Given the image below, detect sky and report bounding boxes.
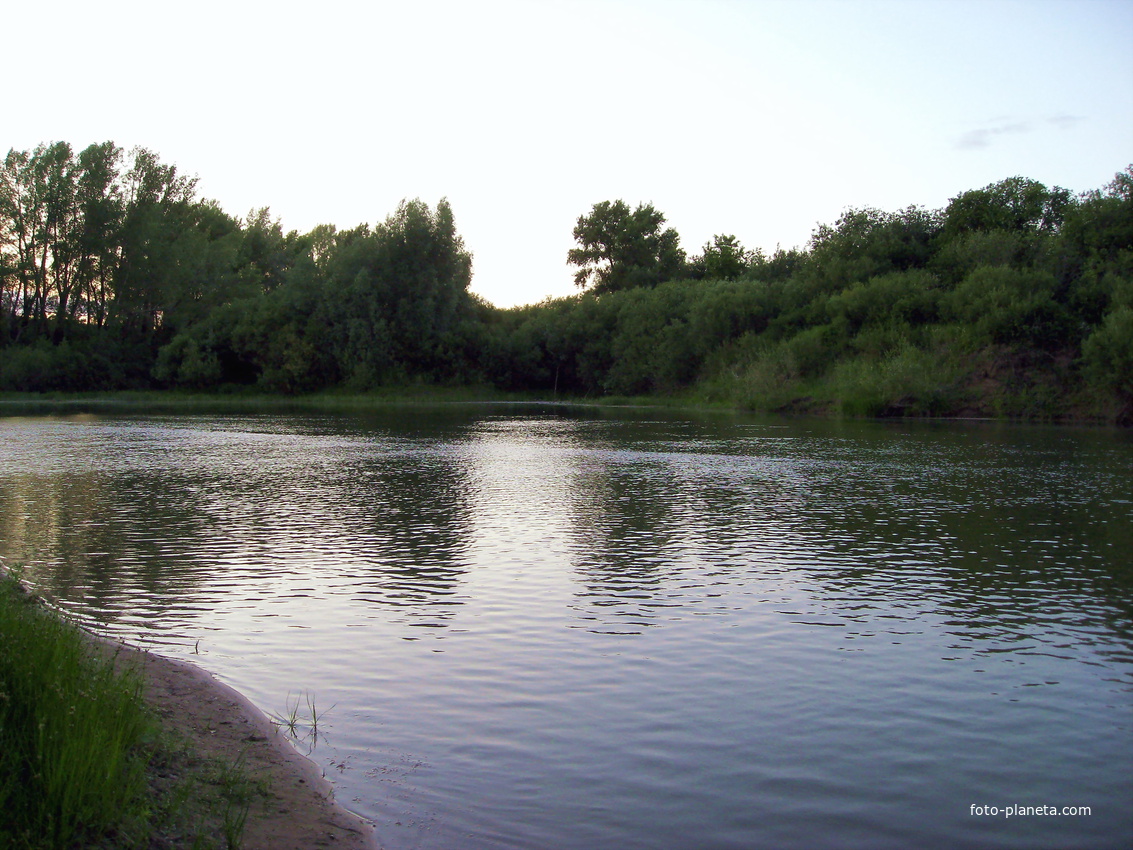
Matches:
[6,0,1131,307]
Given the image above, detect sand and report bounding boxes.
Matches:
[105,638,379,850]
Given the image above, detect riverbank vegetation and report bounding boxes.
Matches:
[0,569,256,848]
[3,141,1130,422]
[0,569,154,847]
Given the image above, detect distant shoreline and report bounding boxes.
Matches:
[0,387,1125,428]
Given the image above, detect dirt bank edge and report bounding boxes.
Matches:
[97,634,379,850]
[0,564,378,849]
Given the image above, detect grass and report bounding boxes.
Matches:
[0,568,154,848]
[270,691,334,754]
[0,568,260,849]
[144,735,259,850]
[823,345,967,418]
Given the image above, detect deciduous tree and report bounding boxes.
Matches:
[568,200,685,294]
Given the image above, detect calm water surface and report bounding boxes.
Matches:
[1,406,1130,849]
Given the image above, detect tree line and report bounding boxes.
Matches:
[0,141,477,393]
[2,140,1131,421]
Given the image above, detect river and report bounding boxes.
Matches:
[1,405,1130,849]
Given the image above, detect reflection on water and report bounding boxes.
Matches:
[1,408,1131,849]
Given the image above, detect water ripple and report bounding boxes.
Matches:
[1,410,1130,848]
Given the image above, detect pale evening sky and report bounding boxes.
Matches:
[6,0,1131,307]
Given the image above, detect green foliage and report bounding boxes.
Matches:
[687,277,773,348]
[0,141,242,348]
[483,277,779,398]
[1062,168,1133,262]
[945,266,1073,349]
[567,200,685,293]
[825,270,942,335]
[711,335,814,411]
[0,573,154,848]
[485,294,619,394]
[2,140,1131,422]
[317,198,474,384]
[0,342,53,390]
[756,207,940,337]
[808,205,942,286]
[942,176,1072,237]
[1082,306,1133,401]
[149,198,475,394]
[0,336,154,392]
[687,234,753,280]
[826,344,964,417]
[930,228,1051,284]
[152,330,225,389]
[745,246,807,283]
[603,283,698,394]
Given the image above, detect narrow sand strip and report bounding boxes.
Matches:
[102,638,379,850]
[2,566,378,849]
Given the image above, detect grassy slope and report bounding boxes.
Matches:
[0,571,257,849]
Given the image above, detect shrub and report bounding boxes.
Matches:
[1082,306,1133,400]
[829,344,963,417]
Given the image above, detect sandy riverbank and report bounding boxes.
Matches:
[1,563,378,849]
[100,636,378,850]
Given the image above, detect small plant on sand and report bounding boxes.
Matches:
[270,691,335,751]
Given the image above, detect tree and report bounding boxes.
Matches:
[809,205,942,280]
[316,198,474,384]
[690,234,752,280]
[109,146,200,336]
[0,142,78,341]
[237,207,290,295]
[1083,306,1133,417]
[568,200,685,294]
[71,141,125,331]
[942,176,1072,237]
[1061,165,1133,264]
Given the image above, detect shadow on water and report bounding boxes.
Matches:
[0,410,484,640]
[0,438,221,637]
[4,407,1130,657]
[546,417,1130,650]
[333,445,475,623]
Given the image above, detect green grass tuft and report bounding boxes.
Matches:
[0,569,262,849]
[0,570,154,848]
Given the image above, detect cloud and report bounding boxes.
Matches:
[956,120,1031,150]
[1047,113,1085,130]
[956,114,1087,150]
